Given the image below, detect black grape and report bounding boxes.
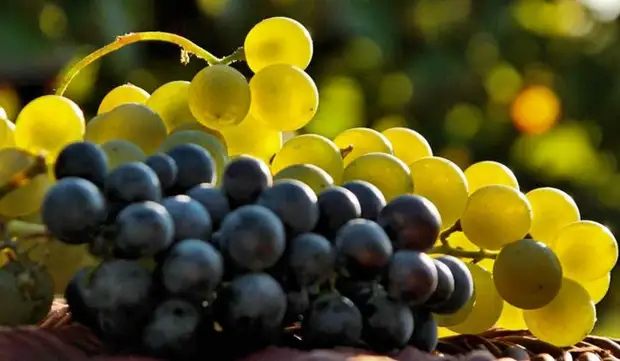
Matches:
[112,201,175,259]
[335,278,385,308]
[409,308,438,352]
[145,153,178,191]
[221,155,272,208]
[288,233,335,288]
[387,250,438,305]
[377,194,442,252]
[166,143,216,192]
[162,195,212,242]
[315,186,361,239]
[187,183,230,228]
[162,239,223,299]
[104,162,162,216]
[359,293,414,353]
[41,177,107,244]
[142,299,201,359]
[219,205,285,272]
[341,180,386,221]
[335,219,393,280]
[302,293,363,349]
[65,267,98,331]
[257,179,319,235]
[54,141,108,188]
[428,256,473,314]
[285,289,310,323]
[425,258,455,307]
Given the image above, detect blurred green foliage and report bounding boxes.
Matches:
[1,0,619,336]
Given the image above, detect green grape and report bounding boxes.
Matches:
[342,152,412,202]
[496,301,526,330]
[146,80,198,133]
[493,239,562,309]
[171,122,227,147]
[97,83,150,115]
[101,140,147,170]
[446,232,494,271]
[85,103,168,154]
[580,273,610,304]
[437,327,459,338]
[409,156,468,229]
[221,114,282,164]
[334,128,393,167]
[448,264,503,334]
[244,16,313,73]
[3,259,54,324]
[14,95,85,163]
[464,161,519,195]
[249,64,318,131]
[434,283,475,327]
[0,116,15,149]
[551,220,618,282]
[526,187,580,245]
[0,269,32,326]
[188,64,251,130]
[461,185,532,250]
[274,163,334,194]
[270,134,343,184]
[382,127,432,166]
[523,278,596,347]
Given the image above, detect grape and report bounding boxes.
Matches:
[257,179,319,235]
[249,64,318,131]
[359,293,414,353]
[445,232,495,271]
[428,256,473,315]
[342,152,412,202]
[409,309,439,352]
[85,103,168,154]
[187,183,230,228]
[219,205,285,271]
[171,122,226,145]
[523,278,596,347]
[315,186,361,239]
[221,114,282,164]
[377,194,442,252]
[335,219,393,280]
[580,273,610,304]
[335,278,385,308]
[461,185,532,250]
[14,95,85,162]
[98,84,150,115]
[464,161,519,194]
[144,153,178,191]
[244,16,313,73]
[162,195,213,242]
[0,115,15,149]
[271,134,344,184]
[221,155,272,207]
[104,162,162,214]
[142,299,201,359]
[112,201,175,259]
[166,143,216,192]
[302,293,363,349]
[162,239,223,299]
[342,180,386,221]
[146,81,198,132]
[188,64,251,129]
[101,139,147,170]
[433,291,474,327]
[526,187,580,245]
[493,239,562,309]
[552,220,618,282]
[65,267,98,329]
[288,232,335,287]
[409,156,468,229]
[0,269,34,326]
[3,259,54,324]
[496,301,526,331]
[274,164,334,194]
[387,251,438,305]
[334,127,393,167]
[54,141,108,188]
[382,127,432,166]
[42,177,107,244]
[285,289,310,321]
[425,259,455,307]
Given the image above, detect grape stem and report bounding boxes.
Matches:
[55,32,246,96]
[429,220,499,261]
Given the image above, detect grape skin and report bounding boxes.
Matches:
[387,250,438,305]
[142,299,201,359]
[335,219,393,280]
[146,81,197,132]
[288,232,335,287]
[257,179,319,235]
[0,269,35,326]
[315,186,361,239]
[382,127,432,166]
[187,183,230,228]
[464,161,519,194]
[408,308,439,352]
[425,258,455,307]
[342,180,386,221]
[360,293,414,353]
[428,256,473,315]
[342,152,412,202]
[3,259,55,324]
[104,162,162,214]
[166,143,216,192]
[334,127,393,167]
[273,163,334,195]
[54,141,109,188]
[145,153,178,191]
[221,114,282,164]
[302,293,363,349]
[162,195,213,242]
[221,155,272,208]
[101,140,147,170]
[98,84,150,115]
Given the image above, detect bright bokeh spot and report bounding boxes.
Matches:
[372,114,408,133]
[196,0,230,17]
[466,33,499,74]
[39,2,68,39]
[345,37,383,71]
[485,63,523,104]
[0,85,20,120]
[444,103,483,141]
[511,86,560,134]
[439,146,471,170]
[378,72,414,109]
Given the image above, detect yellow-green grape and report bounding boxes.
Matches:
[461,185,532,250]
[101,140,146,170]
[551,221,618,282]
[523,278,596,347]
[434,290,475,327]
[342,152,412,202]
[146,81,197,133]
[409,157,468,229]
[496,301,527,330]
[244,16,313,73]
[271,134,343,184]
[97,83,150,115]
[221,114,282,164]
[85,103,167,154]
[14,95,85,163]
[446,232,494,271]
[334,128,393,167]
[437,327,459,338]
[580,273,611,304]
[448,264,503,334]
[0,116,15,149]
[249,64,318,131]
[188,64,251,130]
[493,239,562,309]
[274,164,334,194]
[171,122,227,147]
[526,187,580,245]
[464,161,519,194]
[0,107,6,119]
[382,127,432,166]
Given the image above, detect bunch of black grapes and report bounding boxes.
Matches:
[43,141,475,360]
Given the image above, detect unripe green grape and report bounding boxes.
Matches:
[221,114,281,164]
[464,161,519,195]
[146,81,198,133]
[0,115,15,149]
[526,187,580,246]
[98,83,150,115]
[382,127,432,166]
[101,140,146,170]
[342,152,412,202]
[334,127,393,167]
[274,164,334,194]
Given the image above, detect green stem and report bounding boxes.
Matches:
[428,244,498,261]
[439,220,461,246]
